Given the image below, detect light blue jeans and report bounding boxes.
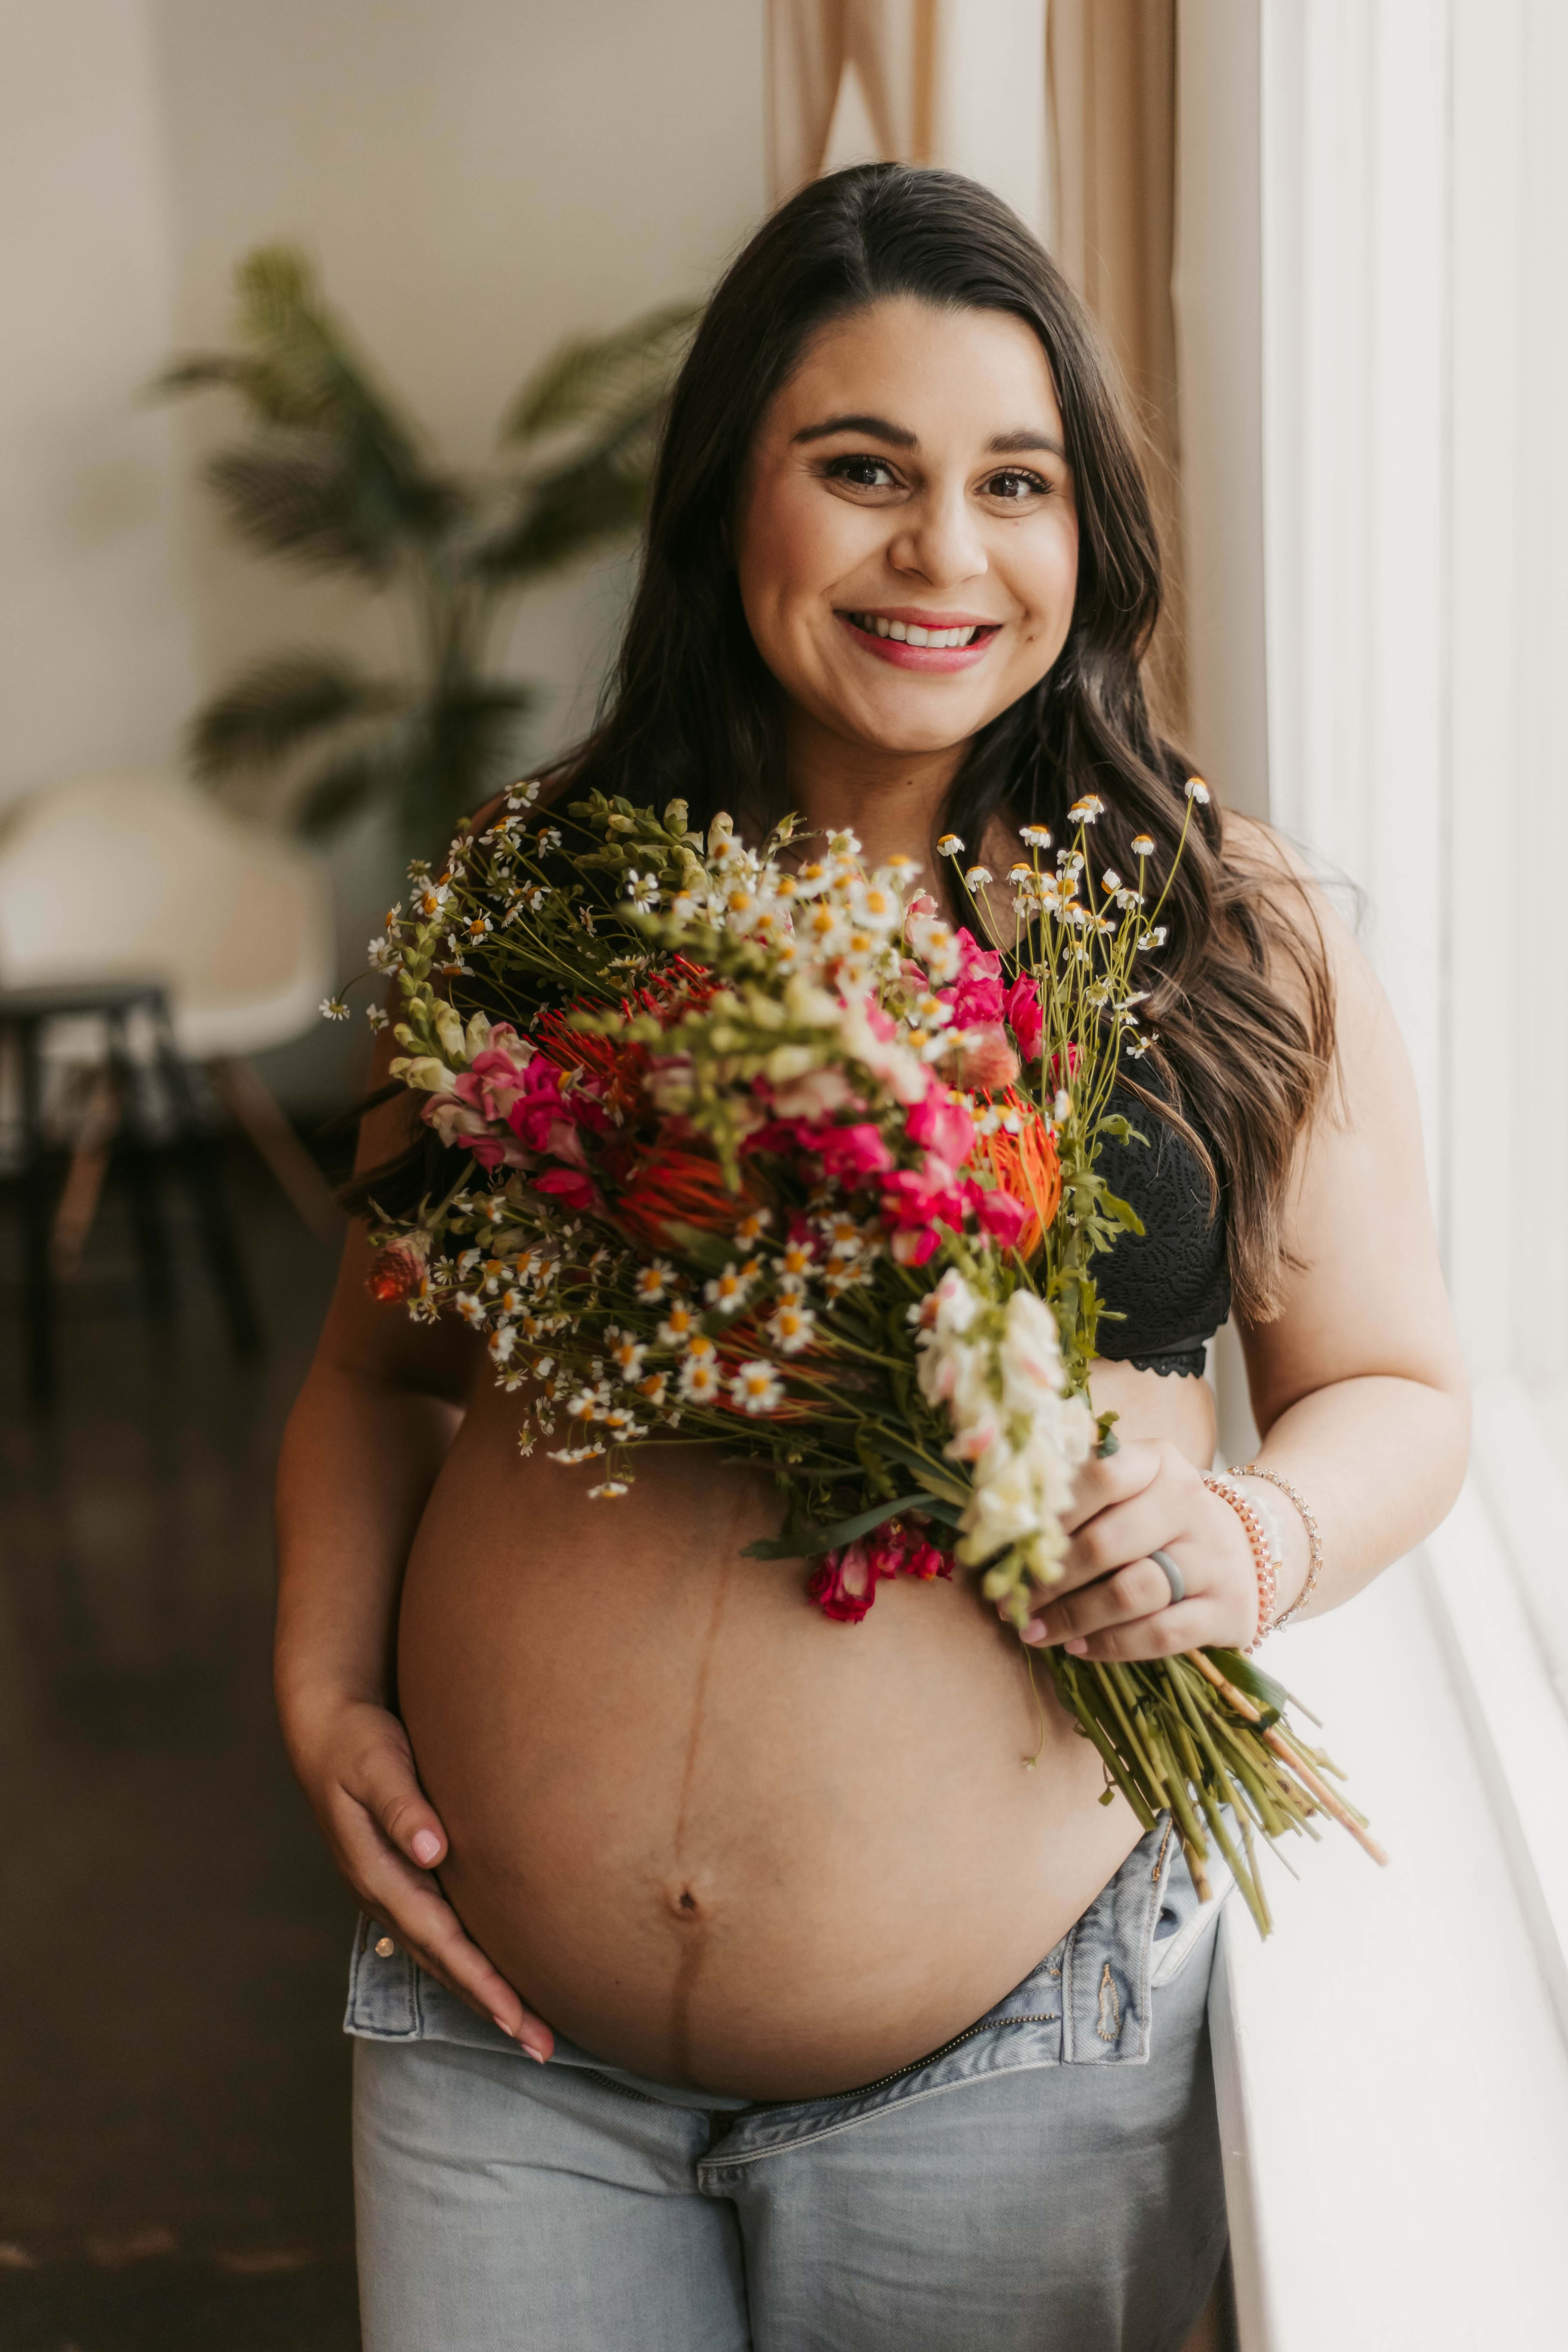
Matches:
[348,1820,1228,2351]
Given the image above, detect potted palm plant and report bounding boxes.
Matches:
[161,245,695,853]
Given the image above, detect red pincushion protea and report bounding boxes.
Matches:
[613,1137,770,1251]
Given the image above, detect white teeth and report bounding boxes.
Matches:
[851,613,985,648]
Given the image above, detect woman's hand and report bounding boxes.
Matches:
[285,1692,556,2062]
[1018,1441,1262,1659]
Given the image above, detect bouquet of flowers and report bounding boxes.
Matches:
[330,782,1381,1933]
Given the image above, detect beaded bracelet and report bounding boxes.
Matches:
[1203,1472,1277,1651]
[1231,1463,1323,1632]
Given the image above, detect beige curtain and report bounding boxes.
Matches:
[1047,0,1187,737]
[766,0,938,206]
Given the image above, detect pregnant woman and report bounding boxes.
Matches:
[276,165,1467,2350]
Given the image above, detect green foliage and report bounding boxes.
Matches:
[160,245,697,853]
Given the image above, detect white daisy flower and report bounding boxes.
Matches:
[730,1361,784,1414]
[319,996,350,1022]
[678,1356,724,1403]
[656,1301,700,1348]
[1185,777,1211,804]
[936,833,965,859]
[765,1301,815,1355]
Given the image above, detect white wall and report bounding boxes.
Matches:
[0,2,197,807]
[2,0,768,1106]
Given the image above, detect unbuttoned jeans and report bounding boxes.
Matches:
[347,1819,1229,2351]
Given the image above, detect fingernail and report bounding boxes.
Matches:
[520,2039,549,2065]
[490,2013,513,2037]
[1065,1637,1088,1655]
[412,1829,442,1865]
[1020,1621,1045,1645]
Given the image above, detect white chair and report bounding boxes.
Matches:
[0,770,343,1246]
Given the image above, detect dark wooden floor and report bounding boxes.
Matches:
[0,1143,361,2349]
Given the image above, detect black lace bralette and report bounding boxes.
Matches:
[1089,1085,1231,1378]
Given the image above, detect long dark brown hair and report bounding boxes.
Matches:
[545,162,1330,1319]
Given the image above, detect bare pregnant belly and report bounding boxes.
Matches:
[397,1364,1216,2100]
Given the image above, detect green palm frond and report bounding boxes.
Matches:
[294,729,411,840]
[164,243,700,849]
[203,445,463,578]
[189,655,404,780]
[403,682,538,845]
[503,302,697,444]
[163,245,458,554]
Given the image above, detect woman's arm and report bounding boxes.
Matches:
[1024,829,1469,1657]
[274,1046,555,2056]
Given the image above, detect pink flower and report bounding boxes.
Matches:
[968,1182,1031,1249]
[751,1114,893,1185]
[450,1024,535,1123]
[948,1024,1019,1091]
[769,1067,860,1121]
[902,1539,952,1582]
[890,1225,942,1267]
[880,1162,971,1233]
[944,931,1005,1027]
[905,1092,976,1169]
[506,1059,592,1167]
[815,1123,894,1182]
[1002,974,1044,1062]
[533,1165,604,1214]
[807,1540,890,1624]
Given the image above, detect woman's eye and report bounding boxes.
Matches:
[984,468,1051,502]
[823,454,901,492]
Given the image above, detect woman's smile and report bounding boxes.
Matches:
[836,606,1003,669]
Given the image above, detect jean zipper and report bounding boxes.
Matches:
[747,2009,1060,2111]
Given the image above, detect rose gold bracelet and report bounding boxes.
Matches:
[1232,1463,1323,1632]
[1203,1472,1276,1651]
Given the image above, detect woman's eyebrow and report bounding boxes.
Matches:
[987,428,1068,459]
[790,414,1067,461]
[792,413,916,447]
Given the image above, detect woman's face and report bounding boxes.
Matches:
[734,297,1079,762]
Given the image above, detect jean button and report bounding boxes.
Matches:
[374,1935,396,1958]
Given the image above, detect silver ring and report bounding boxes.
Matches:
[1150,1549,1185,1605]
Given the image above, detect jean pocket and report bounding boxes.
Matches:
[344,1913,423,2038]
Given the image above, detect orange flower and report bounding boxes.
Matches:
[969,1094,1061,1256]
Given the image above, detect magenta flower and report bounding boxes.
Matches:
[1002,973,1044,1062]
[807,1540,889,1624]
[904,1092,977,1169]
[944,930,1005,1027]
[815,1123,895,1182]
[969,1182,1031,1249]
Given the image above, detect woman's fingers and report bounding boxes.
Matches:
[346,1717,450,1870]
[1059,1440,1162,1538]
[1046,1598,1214,1662]
[331,1789,556,2061]
[1023,1557,1176,1646]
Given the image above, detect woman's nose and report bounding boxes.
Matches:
[886,487,988,591]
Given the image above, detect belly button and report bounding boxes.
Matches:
[668,1885,701,1920]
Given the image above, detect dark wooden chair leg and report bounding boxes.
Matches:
[153,1018,263,1359]
[18,1017,56,1411]
[106,1008,174,1323]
